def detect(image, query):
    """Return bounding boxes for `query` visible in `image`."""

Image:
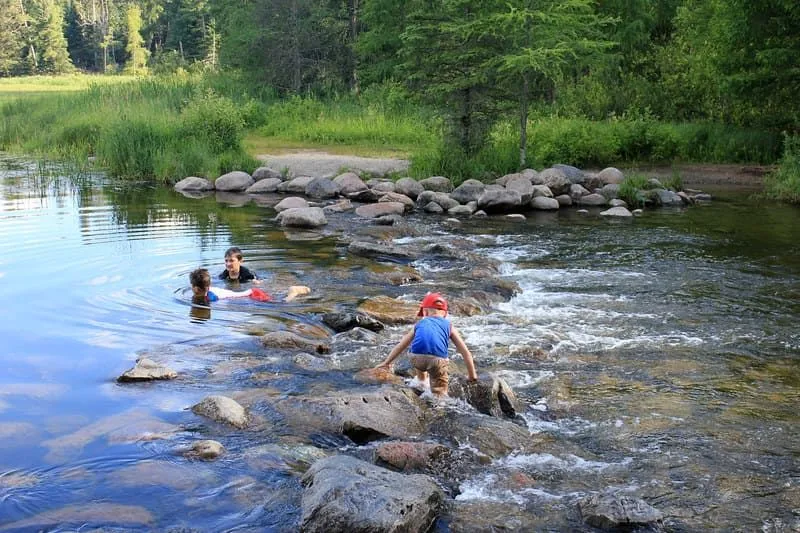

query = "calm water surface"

[0,156,798,531]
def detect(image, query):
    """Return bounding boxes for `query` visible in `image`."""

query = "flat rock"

[117,358,177,382]
[191,395,249,429]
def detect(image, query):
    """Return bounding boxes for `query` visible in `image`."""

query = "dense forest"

[1,0,798,198]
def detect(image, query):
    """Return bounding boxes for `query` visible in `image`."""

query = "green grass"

[618,174,649,207]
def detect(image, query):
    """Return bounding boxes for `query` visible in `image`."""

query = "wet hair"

[190,268,211,290]
[224,246,243,260]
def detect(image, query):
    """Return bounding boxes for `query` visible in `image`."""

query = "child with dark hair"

[374,293,477,397]
[219,246,257,282]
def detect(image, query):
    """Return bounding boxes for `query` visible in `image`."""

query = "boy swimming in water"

[374,292,477,397]
[219,247,258,282]
[190,268,310,303]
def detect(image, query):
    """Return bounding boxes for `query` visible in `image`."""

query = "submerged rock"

[184,439,225,460]
[300,455,444,533]
[357,296,419,325]
[375,441,451,472]
[353,366,405,386]
[578,492,663,529]
[260,331,330,354]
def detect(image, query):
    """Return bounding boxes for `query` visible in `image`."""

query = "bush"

[180,90,244,153]
[763,134,800,203]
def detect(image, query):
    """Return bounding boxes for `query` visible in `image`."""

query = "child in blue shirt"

[375,293,477,396]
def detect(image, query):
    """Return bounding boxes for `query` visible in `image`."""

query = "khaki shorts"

[410,355,449,396]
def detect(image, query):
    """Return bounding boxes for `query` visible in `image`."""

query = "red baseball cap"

[417,292,448,316]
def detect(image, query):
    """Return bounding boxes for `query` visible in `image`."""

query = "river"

[0,155,798,531]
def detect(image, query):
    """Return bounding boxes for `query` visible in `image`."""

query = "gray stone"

[274,196,309,212]
[280,176,315,194]
[355,202,405,218]
[278,207,328,228]
[379,192,414,211]
[333,172,368,195]
[448,375,521,418]
[423,201,444,214]
[539,168,572,195]
[553,163,586,184]
[448,204,476,216]
[477,189,523,213]
[394,177,424,200]
[555,194,572,207]
[600,206,633,217]
[186,440,225,460]
[578,193,607,206]
[214,171,253,192]
[451,179,486,204]
[601,183,620,199]
[321,312,385,333]
[174,176,214,192]
[305,177,341,199]
[347,241,417,261]
[347,188,381,203]
[246,177,282,193]
[532,184,554,198]
[598,167,624,185]
[261,331,330,353]
[656,189,684,206]
[300,455,443,533]
[191,395,248,428]
[530,196,560,210]
[117,358,177,382]
[609,198,628,208]
[370,180,395,193]
[570,183,591,200]
[506,175,534,204]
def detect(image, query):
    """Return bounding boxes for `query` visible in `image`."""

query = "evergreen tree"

[124,5,149,75]
[0,0,29,75]
[39,0,75,73]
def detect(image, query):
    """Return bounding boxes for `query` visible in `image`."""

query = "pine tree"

[39,0,75,73]
[0,0,29,75]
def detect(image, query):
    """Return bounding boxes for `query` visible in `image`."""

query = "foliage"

[123,6,149,76]
[39,0,74,74]
[180,90,244,153]
[763,134,800,204]
[618,174,649,207]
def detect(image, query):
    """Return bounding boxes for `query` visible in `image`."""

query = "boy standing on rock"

[375,293,477,396]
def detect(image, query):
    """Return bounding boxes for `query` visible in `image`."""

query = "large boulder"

[246,178,282,193]
[598,167,625,185]
[578,193,607,206]
[214,171,253,192]
[477,189,523,213]
[276,388,427,442]
[427,411,546,459]
[530,196,560,211]
[274,196,309,212]
[333,172,368,195]
[394,177,424,200]
[553,163,586,184]
[655,189,684,206]
[505,175,534,204]
[174,176,214,192]
[278,207,328,228]
[538,168,572,196]
[379,192,414,211]
[300,455,444,533]
[305,177,341,199]
[191,395,249,428]
[451,179,486,204]
[355,202,405,218]
[419,176,453,192]
[376,441,451,471]
[279,176,315,194]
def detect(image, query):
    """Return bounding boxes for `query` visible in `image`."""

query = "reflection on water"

[0,155,799,531]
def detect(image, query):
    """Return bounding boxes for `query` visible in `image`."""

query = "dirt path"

[257,150,772,188]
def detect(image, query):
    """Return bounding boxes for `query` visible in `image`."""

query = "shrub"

[180,90,244,153]
[763,134,800,203]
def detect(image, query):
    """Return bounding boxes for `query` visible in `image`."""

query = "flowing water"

[0,156,798,531]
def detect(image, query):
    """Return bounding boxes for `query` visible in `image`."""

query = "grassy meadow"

[0,73,796,200]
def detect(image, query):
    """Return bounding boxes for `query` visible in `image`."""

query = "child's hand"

[284,285,311,302]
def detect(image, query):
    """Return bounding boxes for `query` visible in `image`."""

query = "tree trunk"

[291,0,301,92]
[519,73,529,169]
[350,0,360,95]
[460,88,472,155]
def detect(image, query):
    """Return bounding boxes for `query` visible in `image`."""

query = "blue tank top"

[410,316,451,358]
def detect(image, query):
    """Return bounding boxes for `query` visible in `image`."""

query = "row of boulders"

[174,163,712,224]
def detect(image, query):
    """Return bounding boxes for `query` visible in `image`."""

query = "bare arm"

[376,328,415,369]
[451,326,478,381]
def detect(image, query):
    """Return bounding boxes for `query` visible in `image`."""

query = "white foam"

[499,452,633,472]
[492,370,554,388]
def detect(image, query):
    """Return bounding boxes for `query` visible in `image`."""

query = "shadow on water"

[0,156,799,531]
